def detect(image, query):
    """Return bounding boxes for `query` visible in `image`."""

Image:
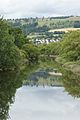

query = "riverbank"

[55,57,80,75]
[63,62,80,75]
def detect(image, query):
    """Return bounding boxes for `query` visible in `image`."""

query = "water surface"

[0,60,80,120]
[9,86,80,120]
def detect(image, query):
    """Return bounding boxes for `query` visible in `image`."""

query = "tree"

[60,31,80,61]
[39,42,60,56]
[22,44,39,64]
[9,27,29,49]
[74,21,80,28]
[0,18,21,70]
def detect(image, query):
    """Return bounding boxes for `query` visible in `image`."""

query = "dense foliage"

[39,30,80,63]
[22,44,39,64]
[60,31,80,61]
[0,18,41,71]
[62,70,80,98]
[39,42,60,56]
[0,19,21,70]
[9,27,29,49]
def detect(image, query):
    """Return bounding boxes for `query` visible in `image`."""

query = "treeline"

[9,19,49,35]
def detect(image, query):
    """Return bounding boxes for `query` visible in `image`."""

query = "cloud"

[0,0,80,18]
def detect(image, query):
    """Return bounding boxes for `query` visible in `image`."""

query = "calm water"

[0,60,80,120]
[9,86,80,120]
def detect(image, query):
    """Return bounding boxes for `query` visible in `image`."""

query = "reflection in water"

[24,68,62,87]
[0,60,80,120]
[62,70,80,98]
[0,71,23,120]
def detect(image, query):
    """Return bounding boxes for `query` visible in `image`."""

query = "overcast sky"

[0,0,80,19]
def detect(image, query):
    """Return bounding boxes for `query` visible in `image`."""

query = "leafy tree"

[9,27,29,49]
[60,31,80,61]
[0,18,21,70]
[22,44,39,64]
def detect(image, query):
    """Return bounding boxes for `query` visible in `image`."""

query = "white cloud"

[0,0,80,18]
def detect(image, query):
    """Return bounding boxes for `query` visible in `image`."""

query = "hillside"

[8,16,80,35]
[7,16,80,45]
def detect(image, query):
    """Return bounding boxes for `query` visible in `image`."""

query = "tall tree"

[0,18,21,70]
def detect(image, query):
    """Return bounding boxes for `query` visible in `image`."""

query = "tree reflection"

[62,70,80,98]
[0,71,23,120]
[25,68,62,87]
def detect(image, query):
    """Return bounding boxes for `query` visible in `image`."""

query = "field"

[49,28,80,33]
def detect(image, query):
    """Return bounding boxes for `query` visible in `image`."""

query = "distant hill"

[7,16,80,35]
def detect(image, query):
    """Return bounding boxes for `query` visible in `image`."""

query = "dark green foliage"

[0,70,23,119]
[74,21,80,28]
[0,36,21,70]
[54,31,65,34]
[22,24,49,35]
[0,18,21,70]
[50,16,71,19]
[22,44,40,64]
[9,27,29,49]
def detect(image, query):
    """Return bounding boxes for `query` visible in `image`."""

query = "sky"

[0,0,80,19]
